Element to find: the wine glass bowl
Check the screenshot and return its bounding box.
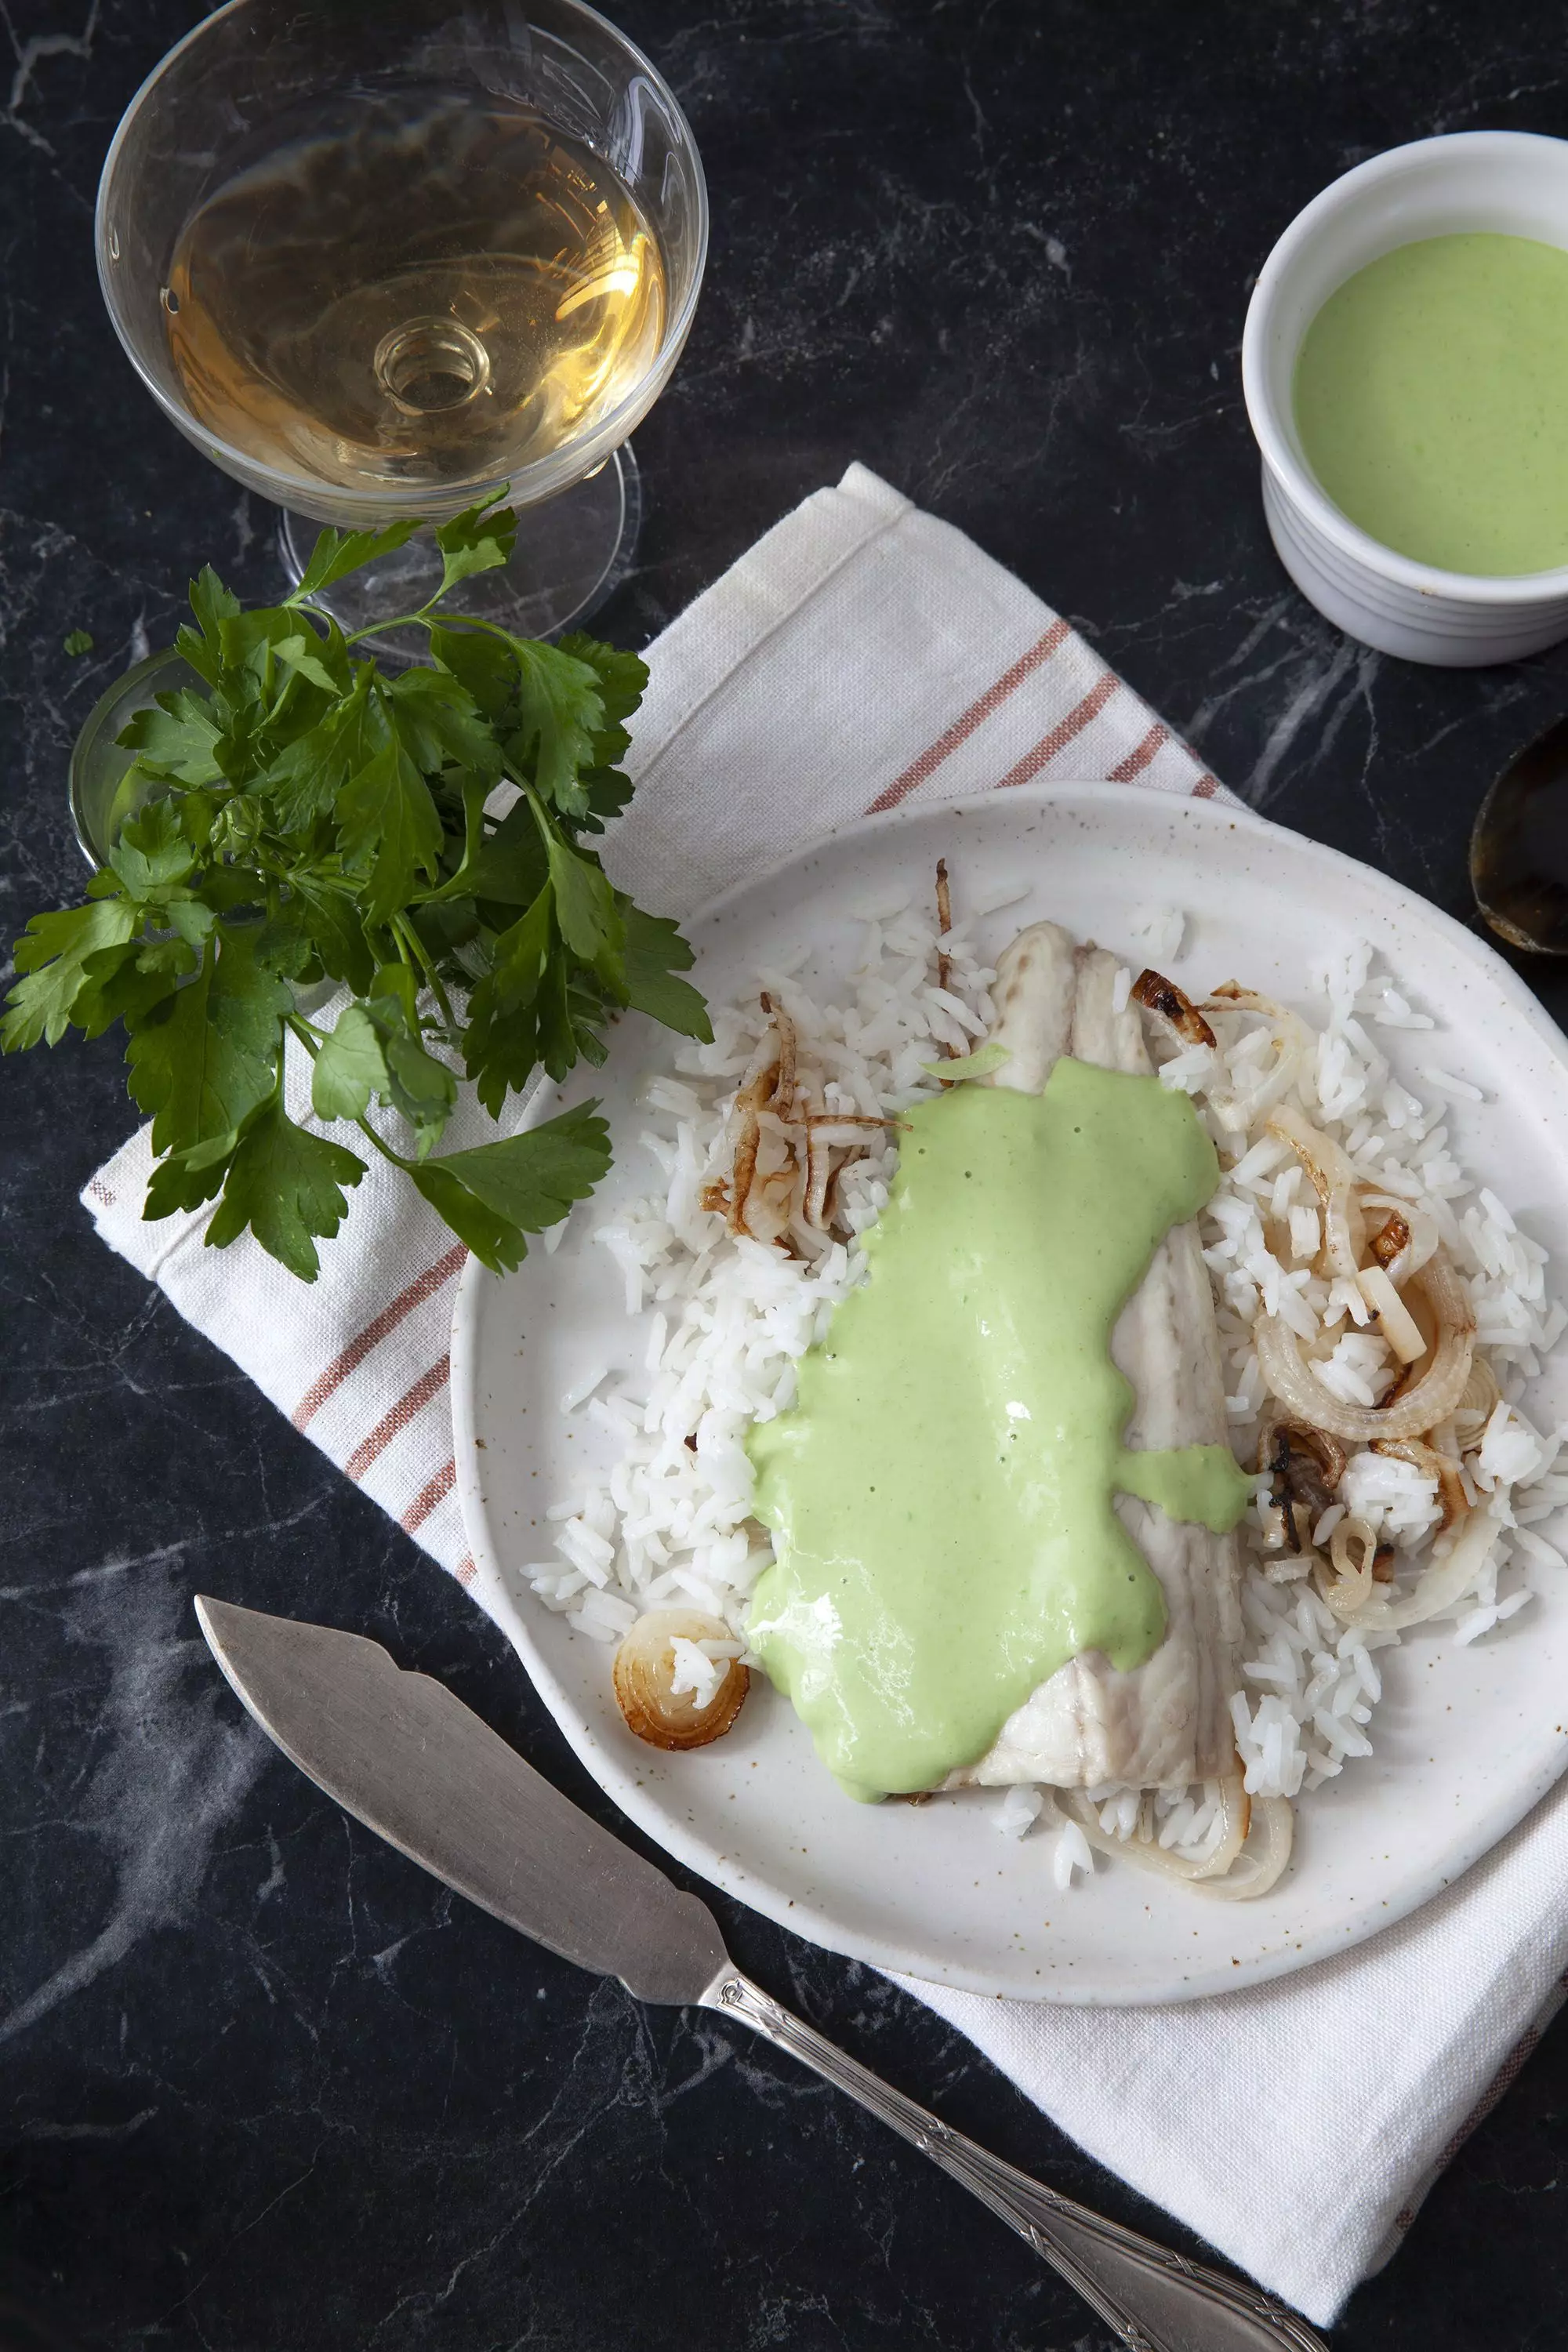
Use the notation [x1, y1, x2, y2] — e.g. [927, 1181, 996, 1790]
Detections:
[96, 0, 706, 630]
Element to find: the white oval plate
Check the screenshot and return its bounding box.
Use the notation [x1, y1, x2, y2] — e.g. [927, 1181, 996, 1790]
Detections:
[452, 783, 1568, 2004]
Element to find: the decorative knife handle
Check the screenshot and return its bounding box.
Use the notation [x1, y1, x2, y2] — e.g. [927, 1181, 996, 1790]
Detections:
[705, 1972, 1327, 2352]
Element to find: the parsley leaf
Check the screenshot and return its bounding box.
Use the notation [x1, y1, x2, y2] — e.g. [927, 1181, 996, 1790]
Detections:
[621, 904, 713, 1040]
[508, 641, 605, 811]
[428, 622, 516, 720]
[118, 690, 227, 786]
[255, 670, 382, 830]
[434, 490, 518, 596]
[410, 1102, 610, 1273]
[385, 666, 502, 786]
[312, 992, 456, 1156]
[2, 898, 140, 1049]
[537, 806, 624, 979]
[288, 519, 422, 604]
[205, 1104, 367, 1279]
[336, 734, 444, 924]
[309, 1001, 388, 1125]
[107, 799, 198, 898]
[126, 927, 289, 1155]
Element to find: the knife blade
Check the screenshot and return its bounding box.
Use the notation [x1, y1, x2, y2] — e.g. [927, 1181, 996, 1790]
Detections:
[194, 1593, 728, 2005]
[194, 1595, 1327, 2350]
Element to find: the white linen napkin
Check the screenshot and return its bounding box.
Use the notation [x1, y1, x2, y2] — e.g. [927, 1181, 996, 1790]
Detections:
[84, 463, 1568, 2328]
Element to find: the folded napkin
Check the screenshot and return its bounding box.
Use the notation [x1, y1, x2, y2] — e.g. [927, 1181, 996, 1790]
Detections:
[86, 463, 1568, 2328]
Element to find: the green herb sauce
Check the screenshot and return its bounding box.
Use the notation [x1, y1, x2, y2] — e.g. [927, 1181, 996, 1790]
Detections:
[746, 1062, 1249, 1801]
[1293, 232, 1568, 576]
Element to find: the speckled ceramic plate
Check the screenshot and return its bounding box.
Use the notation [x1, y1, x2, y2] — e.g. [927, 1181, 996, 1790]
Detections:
[451, 782, 1568, 2003]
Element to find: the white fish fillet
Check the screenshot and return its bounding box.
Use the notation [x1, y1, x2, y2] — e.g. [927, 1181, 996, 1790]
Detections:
[946, 921, 1243, 1791]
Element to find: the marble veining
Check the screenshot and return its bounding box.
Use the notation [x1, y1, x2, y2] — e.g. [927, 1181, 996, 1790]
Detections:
[7, 2, 1568, 2347]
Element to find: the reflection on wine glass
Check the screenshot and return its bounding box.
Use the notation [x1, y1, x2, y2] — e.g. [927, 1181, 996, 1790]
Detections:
[96, 0, 707, 642]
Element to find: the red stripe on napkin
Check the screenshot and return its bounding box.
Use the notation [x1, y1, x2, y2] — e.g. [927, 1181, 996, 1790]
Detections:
[345, 1356, 450, 1481]
[996, 676, 1120, 789]
[864, 620, 1070, 813]
[1107, 723, 1169, 782]
[293, 1243, 466, 1429]
[402, 1458, 456, 1534]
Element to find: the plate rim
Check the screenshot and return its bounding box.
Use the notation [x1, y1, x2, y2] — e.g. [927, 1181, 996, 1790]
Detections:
[452, 779, 1568, 2002]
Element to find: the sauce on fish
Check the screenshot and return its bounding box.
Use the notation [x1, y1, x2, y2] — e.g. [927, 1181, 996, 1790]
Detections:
[746, 1061, 1250, 1800]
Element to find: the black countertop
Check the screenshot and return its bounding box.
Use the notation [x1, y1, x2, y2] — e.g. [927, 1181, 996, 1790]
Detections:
[8, 5, 1568, 2347]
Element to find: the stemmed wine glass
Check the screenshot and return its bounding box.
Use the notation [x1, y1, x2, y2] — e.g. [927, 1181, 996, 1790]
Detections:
[94, 0, 707, 646]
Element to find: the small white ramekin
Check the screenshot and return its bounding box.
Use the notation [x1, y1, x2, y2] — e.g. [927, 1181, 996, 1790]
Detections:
[1242, 130, 1568, 666]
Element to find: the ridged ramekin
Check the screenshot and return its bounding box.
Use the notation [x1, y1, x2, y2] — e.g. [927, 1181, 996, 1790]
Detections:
[1243, 131, 1568, 667]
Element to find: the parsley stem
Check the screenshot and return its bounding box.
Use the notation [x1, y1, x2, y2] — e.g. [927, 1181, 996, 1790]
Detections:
[353, 1112, 414, 1172]
[393, 911, 458, 1032]
[339, 610, 436, 647]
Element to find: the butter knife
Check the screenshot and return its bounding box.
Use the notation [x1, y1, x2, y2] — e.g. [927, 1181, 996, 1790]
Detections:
[195, 1595, 1327, 2352]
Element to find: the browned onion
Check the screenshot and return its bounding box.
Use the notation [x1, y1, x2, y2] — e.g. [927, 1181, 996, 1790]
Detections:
[1332, 1501, 1502, 1633]
[1319, 1515, 1377, 1620]
[758, 991, 797, 1112]
[1370, 1436, 1471, 1532]
[1258, 1407, 1348, 1489]
[612, 1610, 749, 1751]
[1057, 1781, 1293, 1900]
[1264, 1105, 1365, 1279]
[1254, 1247, 1475, 1443]
[1359, 1191, 1439, 1287]
[1131, 968, 1217, 1048]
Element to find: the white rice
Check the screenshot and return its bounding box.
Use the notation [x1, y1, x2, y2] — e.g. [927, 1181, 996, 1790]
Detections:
[525, 899, 1566, 1886]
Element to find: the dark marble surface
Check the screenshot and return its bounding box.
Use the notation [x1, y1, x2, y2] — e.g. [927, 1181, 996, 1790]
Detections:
[8, 3, 1568, 2347]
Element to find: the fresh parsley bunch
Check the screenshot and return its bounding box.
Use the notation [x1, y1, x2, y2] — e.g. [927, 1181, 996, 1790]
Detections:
[2, 494, 710, 1279]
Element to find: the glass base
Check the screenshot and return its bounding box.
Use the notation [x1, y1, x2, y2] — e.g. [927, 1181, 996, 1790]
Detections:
[277, 442, 643, 655]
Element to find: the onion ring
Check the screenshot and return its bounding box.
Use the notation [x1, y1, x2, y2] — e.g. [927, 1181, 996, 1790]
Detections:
[1255, 1247, 1475, 1442]
[1203, 985, 1316, 1125]
[1056, 1780, 1292, 1900]
[613, 1610, 749, 1750]
[1318, 1515, 1377, 1620]
[1334, 1500, 1502, 1633]
[1263, 1104, 1366, 1280]
[1370, 1436, 1471, 1533]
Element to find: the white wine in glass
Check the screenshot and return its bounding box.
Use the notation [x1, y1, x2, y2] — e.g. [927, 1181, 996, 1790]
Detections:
[97, 0, 707, 641]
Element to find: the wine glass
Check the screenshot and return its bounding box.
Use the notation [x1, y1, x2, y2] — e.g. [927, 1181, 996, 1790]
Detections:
[95, 0, 707, 646]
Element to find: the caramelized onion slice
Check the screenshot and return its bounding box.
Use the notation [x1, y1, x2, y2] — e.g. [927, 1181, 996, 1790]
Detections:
[1257, 1406, 1348, 1496]
[1255, 1247, 1475, 1443]
[1263, 1105, 1365, 1279]
[1320, 1501, 1501, 1635]
[1370, 1436, 1471, 1532]
[1356, 1264, 1427, 1365]
[612, 1610, 749, 1751]
[1198, 1795, 1294, 1900]
[1258, 1408, 1344, 1553]
[1318, 1515, 1377, 1621]
[1207, 984, 1314, 1051]
[1359, 1192, 1439, 1287]
[1057, 1780, 1292, 1901]
[1132, 968, 1218, 1048]
[759, 991, 797, 1112]
[1456, 1356, 1501, 1428]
